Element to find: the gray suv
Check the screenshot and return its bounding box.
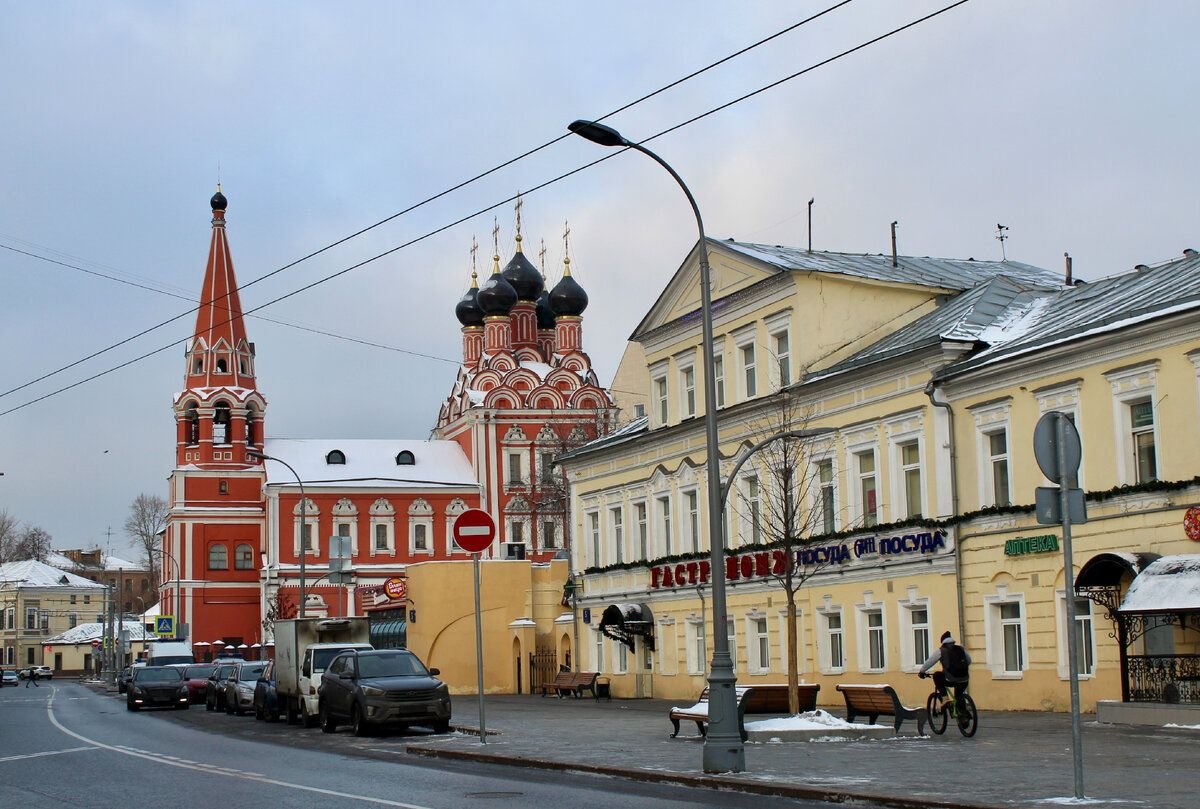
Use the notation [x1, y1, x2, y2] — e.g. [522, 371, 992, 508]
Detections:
[318, 649, 450, 736]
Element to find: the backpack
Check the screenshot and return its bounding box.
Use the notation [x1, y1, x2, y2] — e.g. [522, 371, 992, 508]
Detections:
[943, 644, 969, 679]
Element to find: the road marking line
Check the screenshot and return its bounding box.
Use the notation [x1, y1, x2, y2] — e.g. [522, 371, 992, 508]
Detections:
[44, 687, 434, 809]
[0, 746, 96, 763]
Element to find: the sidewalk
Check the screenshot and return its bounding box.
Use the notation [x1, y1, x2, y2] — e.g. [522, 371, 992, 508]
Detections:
[408, 695, 1198, 809]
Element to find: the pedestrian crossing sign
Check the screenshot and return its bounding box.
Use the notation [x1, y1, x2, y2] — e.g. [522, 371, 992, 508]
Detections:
[155, 615, 176, 638]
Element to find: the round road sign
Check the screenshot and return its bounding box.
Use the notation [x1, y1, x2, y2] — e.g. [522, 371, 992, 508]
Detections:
[91, 639, 100, 648]
[453, 508, 496, 554]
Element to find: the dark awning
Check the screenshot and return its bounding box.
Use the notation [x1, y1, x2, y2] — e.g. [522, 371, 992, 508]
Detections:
[1075, 552, 1160, 590]
[598, 603, 655, 652]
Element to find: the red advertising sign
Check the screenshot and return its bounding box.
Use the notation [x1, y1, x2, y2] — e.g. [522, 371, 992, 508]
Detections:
[384, 576, 407, 600]
[453, 509, 496, 554]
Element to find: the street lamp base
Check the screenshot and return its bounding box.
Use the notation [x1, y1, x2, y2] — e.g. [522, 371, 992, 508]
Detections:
[702, 739, 746, 773]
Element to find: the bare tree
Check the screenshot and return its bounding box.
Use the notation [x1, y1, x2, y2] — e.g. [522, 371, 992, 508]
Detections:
[0, 510, 21, 563]
[125, 493, 168, 588]
[728, 395, 837, 714]
[261, 590, 297, 642]
[15, 525, 53, 562]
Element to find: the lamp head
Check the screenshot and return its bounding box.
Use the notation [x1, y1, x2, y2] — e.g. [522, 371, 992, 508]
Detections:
[568, 120, 628, 148]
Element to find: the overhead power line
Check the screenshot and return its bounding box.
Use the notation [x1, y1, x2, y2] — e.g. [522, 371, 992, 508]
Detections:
[0, 1, 855, 403]
[0, 0, 971, 419]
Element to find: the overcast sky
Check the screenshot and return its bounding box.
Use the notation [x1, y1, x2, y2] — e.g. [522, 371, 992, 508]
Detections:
[2, 1, 1196, 563]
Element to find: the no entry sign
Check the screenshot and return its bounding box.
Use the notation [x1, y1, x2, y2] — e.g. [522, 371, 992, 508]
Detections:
[453, 509, 496, 554]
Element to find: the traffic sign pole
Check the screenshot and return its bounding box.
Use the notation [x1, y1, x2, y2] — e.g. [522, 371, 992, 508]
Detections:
[453, 509, 496, 746]
[473, 553, 487, 744]
[1057, 414, 1085, 800]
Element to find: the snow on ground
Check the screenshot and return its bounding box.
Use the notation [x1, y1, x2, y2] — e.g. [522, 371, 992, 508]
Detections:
[744, 709, 871, 732]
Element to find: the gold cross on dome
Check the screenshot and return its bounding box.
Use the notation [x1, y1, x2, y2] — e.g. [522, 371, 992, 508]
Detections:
[538, 239, 547, 274]
[469, 237, 479, 280]
[492, 218, 500, 262]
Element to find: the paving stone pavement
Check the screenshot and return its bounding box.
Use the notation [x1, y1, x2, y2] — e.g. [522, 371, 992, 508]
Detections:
[408, 694, 1200, 809]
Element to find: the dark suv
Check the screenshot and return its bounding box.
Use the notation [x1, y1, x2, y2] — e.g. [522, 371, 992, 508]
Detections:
[127, 666, 189, 711]
[318, 649, 450, 736]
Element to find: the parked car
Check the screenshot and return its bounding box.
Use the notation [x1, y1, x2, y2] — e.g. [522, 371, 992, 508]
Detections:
[118, 666, 132, 694]
[318, 649, 451, 737]
[126, 665, 189, 711]
[223, 661, 268, 716]
[1, 670, 18, 687]
[182, 664, 216, 704]
[204, 661, 242, 712]
[253, 660, 281, 722]
[19, 665, 53, 680]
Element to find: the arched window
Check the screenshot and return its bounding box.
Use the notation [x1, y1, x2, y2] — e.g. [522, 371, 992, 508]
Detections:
[245, 405, 258, 446]
[213, 401, 231, 445]
[234, 544, 255, 570]
[208, 544, 228, 570]
[192, 354, 203, 374]
[326, 450, 346, 465]
[395, 450, 415, 466]
[185, 402, 200, 445]
[216, 358, 228, 373]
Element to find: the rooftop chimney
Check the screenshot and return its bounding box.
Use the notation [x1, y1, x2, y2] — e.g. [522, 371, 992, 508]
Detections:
[1064, 252, 1073, 286]
[890, 221, 898, 268]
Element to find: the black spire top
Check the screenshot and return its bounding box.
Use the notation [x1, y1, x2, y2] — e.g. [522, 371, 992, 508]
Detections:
[210, 184, 227, 211]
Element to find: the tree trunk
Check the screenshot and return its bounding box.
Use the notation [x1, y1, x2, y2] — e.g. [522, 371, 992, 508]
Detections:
[786, 593, 799, 714]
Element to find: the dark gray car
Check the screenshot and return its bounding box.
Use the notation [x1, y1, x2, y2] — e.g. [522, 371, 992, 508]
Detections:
[127, 665, 189, 711]
[318, 649, 450, 736]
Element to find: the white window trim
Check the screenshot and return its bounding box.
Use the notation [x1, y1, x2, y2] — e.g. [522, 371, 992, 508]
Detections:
[505, 450, 527, 488]
[409, 517, 434, 556]
[615, 638, 629, 674]
[369, 518, 395, 556]
[292, 498, 320, 557]
[855, 594, 888, 673]
[332, 519, 359, 558]
[886, 414, 925, 522]
[632, 499, 649, 561]
[896, 590, 932, 673]
[686, 615, 707, 675]
[444, 499, 469, 555]
[681, 487, 701, 553]
[815, 600, 846, 675]
[586, 510, 601, 567]
[658, 618, 678, 675]
[983, 586, 1028, 679]
[609, 505, 625, 565]
[972, 401, 1012, 508]
[712, 342, 726, 408]
[810, 454, 838, 535]
[747, 610, 771, 674]
[1106, 364, 1159, 486]
[593, 628, 606, 674]
[655, 493, 673, 558]
[1035, 385, 1086, 489]
[765, 311, 792, 391]
[845, 436, 879, 529]
[733, 327, 758, 401]
[738, 472, 762, 546]
[1056, 588, 1096, 680]
[676, 351, 697, 419]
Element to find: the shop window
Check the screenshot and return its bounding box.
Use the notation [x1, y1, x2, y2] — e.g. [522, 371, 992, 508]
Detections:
[594, 631, 605, 674]
[1059, 595, 1096, 678]
[984, 589, 1027, 678]
[859, 607, 886, 671]
[615, 640, 628, 674]
[208, 544, 228, 570]
[903, 604, 931, 671]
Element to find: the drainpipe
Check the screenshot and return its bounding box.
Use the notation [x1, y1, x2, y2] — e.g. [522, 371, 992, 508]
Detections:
[925, 379, 965, 642]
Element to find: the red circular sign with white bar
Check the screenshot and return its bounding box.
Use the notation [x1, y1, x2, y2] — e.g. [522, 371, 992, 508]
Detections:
[453, 508, 497, 554]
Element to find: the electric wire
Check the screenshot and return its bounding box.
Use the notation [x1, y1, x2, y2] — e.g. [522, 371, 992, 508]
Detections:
[0, 1, 856, 402]
[0, 0, 971, 419]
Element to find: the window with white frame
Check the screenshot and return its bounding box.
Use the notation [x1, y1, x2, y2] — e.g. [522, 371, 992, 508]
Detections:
[656, 495, 672, 556]
[594, 631, 605, 674]
[680, 364, 696, 418]
[984, 588, 1027, 677]
[374, 523, 389, 552]
[771, 328, 791, 388]
[68, 612, 77, 628]
[818, 607, 845, 672]
[898, 441, 923, 518]
[542, 519, 557, 549]
[742, 474, 762, 545]
[408, 499, 434, 555]
[816, 458, 836, 534]
[506, 451, 525, 486]
[25, 607, 38, 630]
[1058, 594, 1095, 678]
[588, 511, 601, 566]
[615, 640, 629, 673]
[686, 618, 706, 675]
[1106, 365, 1157, 485]
[538, 451, 557, 486]
[4, 607, 12, 630]
[749, 614, 770, 673]
[986, 430, 1011, 506]
[855, 451, 878, 527]
[684, 490, 699, 552]
[713, 355, 725, 408]
[740, 343, 757, 398]
[293, 498, 319, 556]
[899, 601, 931, 671]
[654, 376, 668, 425]
[859, 606, 886, 671]
[332, 498, 359, 557]
[634, 501, 648, 560]
[610, 506, 624, 565]
[726, 617, 737, 671]
[1129, 399, 1157, 483]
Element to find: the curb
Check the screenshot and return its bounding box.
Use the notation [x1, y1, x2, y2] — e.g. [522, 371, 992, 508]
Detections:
[404, 743, 1005, 809]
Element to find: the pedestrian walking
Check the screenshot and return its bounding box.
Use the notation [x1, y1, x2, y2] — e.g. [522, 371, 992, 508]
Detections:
[26, 668, 39, 688]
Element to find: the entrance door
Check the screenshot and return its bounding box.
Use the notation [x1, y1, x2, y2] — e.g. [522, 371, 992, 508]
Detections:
[635, 638, 653, 698]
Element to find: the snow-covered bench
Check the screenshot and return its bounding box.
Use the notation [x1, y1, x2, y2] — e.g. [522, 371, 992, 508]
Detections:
[668, 686, 752, 740]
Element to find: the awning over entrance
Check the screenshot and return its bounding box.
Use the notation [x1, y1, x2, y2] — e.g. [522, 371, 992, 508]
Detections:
[1118, 555, 1200, 614]
[1075, 551, 1160, 623]
[598, 603, 655, 652]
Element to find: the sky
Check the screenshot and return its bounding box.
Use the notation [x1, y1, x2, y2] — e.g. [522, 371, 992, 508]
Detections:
[1, 1, 1197, 563]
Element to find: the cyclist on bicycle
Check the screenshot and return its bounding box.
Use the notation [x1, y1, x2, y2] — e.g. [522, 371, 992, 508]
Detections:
[919, 631, 971, 705]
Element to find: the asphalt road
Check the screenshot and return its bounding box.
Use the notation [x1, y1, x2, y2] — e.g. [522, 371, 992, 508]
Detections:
[0, 682, 826, 809]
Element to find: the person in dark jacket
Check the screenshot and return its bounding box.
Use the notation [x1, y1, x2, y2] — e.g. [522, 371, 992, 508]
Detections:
[919, 631, 970, 705]
[25, 668, 39, 687]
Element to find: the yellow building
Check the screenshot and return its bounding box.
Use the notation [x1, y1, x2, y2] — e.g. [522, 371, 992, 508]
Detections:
[560, 240, 1200, 715]
[0, 559, 108, 673]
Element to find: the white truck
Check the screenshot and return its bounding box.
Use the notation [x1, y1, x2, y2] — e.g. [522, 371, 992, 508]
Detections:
[144, 638, 195, 667]
[274, 617, 372, 727]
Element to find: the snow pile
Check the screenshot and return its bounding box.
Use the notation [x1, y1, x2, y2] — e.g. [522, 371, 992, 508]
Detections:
[745, 709, 869, 732]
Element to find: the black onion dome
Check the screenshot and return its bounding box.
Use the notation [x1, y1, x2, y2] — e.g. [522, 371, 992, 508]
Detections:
[549, 273, 588, 316]
[211, 190, 228, 211]
[536, 290, 556, 329]
[477, 270, 518, 316]
[455, 285, 484, 326]
[500, 251, 544, 301]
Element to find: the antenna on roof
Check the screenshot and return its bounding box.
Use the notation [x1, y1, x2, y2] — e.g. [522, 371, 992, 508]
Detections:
[996, 224, 1010, 261]
[807, 198, 815, 253]
[890, 221, 899, 267]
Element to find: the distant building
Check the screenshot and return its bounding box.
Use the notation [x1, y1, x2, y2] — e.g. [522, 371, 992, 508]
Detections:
[0, 559, 106, 671]
[48, 549, 152, 615]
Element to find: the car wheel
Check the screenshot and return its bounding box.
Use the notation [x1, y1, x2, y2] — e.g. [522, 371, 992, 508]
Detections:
[234, 702, 245, 717]
[301, 699, 319, 729]
[432, 719, 451, 734]
[320, 701, 337, 734]
[224, 697, 234, 715]
[351, 704, 371, 737]
[206, 695, 215, 712]
[127, 700, 138, 712]
[255, 701, 264, 720]
[285, 702, 298, 725]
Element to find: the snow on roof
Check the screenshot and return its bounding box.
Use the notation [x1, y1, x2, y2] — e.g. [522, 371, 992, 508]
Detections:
[102, 554, 140, 570]
[47, 621, 149, 645]
[261, 438, 478, 489]
[0, 560, 106, 589]
[1119, 555, 1200, 613]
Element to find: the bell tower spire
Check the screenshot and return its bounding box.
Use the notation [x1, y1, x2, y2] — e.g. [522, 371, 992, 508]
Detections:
[173, 187, 267, 469]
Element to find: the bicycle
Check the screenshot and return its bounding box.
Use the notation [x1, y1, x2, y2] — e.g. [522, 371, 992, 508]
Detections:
[925, 681, 978, 737]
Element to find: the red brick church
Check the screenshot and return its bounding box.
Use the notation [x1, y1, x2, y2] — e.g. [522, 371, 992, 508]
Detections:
[160, 189, 615, 651]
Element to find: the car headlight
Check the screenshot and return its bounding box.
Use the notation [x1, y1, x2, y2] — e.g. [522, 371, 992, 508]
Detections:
[361, 685, 385, 697]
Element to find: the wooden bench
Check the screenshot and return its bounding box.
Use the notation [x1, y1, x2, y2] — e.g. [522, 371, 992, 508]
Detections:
[742, 683, 820, 714]
[835, 683, 926, 734]
[540, 671, 602, 699]
[668, 686, 752, 741]
[540, 671, 576, 697]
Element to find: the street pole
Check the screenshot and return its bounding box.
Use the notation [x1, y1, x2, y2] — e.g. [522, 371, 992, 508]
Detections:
[249, 452, 307, 620]
[473, 554, 487, 744]
[1057, 415, 1085, 799]
[568, 119, 742, 772]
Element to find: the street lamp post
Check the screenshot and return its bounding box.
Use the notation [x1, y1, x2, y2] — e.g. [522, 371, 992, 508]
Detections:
[568, 119, 743, 773]
[248, 451, 307, 620]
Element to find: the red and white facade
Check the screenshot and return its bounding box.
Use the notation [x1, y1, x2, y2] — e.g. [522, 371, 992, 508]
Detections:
[161, 192, 615, 651]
